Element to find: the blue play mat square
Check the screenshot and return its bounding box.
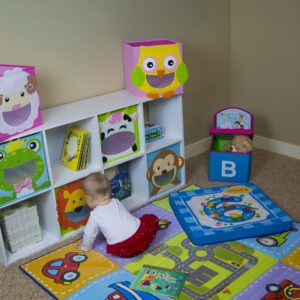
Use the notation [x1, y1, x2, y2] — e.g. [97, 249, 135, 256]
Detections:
[169, 183, 293, 245]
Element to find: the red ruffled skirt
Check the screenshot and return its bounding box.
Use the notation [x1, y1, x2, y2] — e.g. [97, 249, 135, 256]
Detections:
[106, 214, 159, 257]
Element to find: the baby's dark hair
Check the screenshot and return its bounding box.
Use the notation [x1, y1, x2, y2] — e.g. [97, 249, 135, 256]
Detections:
[83, 172, 111, 197]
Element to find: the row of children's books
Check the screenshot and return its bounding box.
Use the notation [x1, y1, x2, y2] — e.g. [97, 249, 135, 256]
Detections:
[61, 126, 90, 171]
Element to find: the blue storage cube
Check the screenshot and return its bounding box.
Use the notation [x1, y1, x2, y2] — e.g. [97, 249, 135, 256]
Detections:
[209, 150, 252, 182]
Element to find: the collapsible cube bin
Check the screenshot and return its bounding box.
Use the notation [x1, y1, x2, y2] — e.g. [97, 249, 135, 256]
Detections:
[146, 143, 185, 197]
[209, 107, 254, 182]
[123, 39, 188, 99]
[0, 132, 51, 208]
[0, 201, 42, 252]
[0, 64, 43, 142]
[55, 179, 91, 236]
[98, 105, 140, 165]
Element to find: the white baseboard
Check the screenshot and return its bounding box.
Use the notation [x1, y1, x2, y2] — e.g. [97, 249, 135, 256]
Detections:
[185, 137, 210, 159]
[185, 135, 300, 160]
[254, 135, 300, 160]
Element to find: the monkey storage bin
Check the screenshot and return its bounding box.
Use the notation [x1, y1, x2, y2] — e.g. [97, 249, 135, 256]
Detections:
[123, 39, 188, 99]
[146, 143, 185, 198]
[209, 107, 254, 183]
[0, 64, 43, 142]
[0, 201, 42, 252]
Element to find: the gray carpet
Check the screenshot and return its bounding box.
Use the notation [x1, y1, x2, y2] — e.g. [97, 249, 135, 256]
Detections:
[0, 148, 299, 299]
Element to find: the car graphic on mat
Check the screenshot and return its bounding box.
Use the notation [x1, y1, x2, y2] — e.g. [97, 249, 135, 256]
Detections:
[42, 252, 87, 285]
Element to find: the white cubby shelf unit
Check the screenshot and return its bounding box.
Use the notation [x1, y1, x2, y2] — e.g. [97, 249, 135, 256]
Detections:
[0, 90, 185, 265]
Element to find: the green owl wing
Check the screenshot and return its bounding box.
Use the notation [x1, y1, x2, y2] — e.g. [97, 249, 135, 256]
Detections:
[130, 66, 145, 87]
[176, 62, 189, 84]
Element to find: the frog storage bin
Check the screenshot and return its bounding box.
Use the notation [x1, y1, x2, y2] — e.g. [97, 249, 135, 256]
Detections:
[123, 39, 188, 99]
[209, 107, 254, 182]
[0, 132, 51, 208]
[0, 64, 43, 143]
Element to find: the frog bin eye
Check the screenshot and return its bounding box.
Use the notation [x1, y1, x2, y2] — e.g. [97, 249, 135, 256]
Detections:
[27, 139, 41, 152]
[0, 150, 5, 161]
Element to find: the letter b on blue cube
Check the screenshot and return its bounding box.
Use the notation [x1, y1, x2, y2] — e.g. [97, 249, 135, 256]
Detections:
[209, 151, 251, 182]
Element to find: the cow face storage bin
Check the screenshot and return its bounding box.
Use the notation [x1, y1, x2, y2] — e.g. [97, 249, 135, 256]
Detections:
[0, 65, 43, 142]
[209, 107, 254, 183]
[98, 105, 140, 165]
[123, 39, 188, 99]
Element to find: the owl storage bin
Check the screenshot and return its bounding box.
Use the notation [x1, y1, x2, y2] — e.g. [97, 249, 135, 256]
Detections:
[209, 107, 254, 182]
[0, 64, 43, 142]
[123, 39, 188, 99]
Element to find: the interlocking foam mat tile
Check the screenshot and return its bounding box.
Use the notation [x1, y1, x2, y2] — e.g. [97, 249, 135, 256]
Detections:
[19, 185, 300, 300]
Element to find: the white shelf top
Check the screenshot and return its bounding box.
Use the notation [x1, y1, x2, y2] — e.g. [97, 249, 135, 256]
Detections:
[146, 136, 183, 154]
[103, 151, 145, 170]
[0, 187, 52, 210]
[13, 90, 148, 138]
[52, 162, 102, 188]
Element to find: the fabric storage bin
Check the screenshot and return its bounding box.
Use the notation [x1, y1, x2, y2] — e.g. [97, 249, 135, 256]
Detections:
[123, 39, 188, 99]
[0, 201, 42, 252]
[0, 64, 42, 142]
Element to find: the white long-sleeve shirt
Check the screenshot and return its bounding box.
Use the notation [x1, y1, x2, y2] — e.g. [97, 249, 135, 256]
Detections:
[82, 198, 140, 251]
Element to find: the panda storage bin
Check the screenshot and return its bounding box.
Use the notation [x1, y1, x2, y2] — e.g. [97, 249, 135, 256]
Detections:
[209, 107, 254, 183]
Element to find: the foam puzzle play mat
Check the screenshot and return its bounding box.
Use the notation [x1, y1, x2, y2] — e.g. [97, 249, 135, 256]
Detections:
[169, 183, 293, 245]
[20, 185, 300, 299]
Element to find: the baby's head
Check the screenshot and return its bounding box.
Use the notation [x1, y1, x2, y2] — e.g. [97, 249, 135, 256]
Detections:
[83, 172, 111, 209]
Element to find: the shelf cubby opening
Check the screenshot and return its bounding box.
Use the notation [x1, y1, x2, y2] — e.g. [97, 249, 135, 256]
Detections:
[45, 116, 102, 187]
[2, 191, 60, 265]
[144, 95, 184, 153]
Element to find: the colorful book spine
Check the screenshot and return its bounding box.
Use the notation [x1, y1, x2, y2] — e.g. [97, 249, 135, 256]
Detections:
[144, 122, 164, 143]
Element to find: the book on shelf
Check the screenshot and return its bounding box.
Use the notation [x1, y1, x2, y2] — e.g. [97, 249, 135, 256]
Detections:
[144, 122, 164, 143]
[105, 162, 131, 201]
[130, 264, 188, 298]
[61, 126, 90, 171]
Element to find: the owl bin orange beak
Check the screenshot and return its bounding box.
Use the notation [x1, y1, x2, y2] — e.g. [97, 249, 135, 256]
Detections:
[157, 70, 165, 77]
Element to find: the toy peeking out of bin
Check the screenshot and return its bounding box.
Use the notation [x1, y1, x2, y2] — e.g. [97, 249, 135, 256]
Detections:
[209, 107, 254, 182]
[123, 39, 188, 99]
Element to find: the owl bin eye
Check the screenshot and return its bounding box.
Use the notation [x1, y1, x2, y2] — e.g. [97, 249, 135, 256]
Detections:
[142, 57, 157, 72]
[164, 55, 177, 70]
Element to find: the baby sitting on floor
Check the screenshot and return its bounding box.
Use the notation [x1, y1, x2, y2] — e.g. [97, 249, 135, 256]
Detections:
[76, 172, 159, 257]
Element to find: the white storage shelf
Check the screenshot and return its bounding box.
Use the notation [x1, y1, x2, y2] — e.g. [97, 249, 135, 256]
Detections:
[0, 90, 185, 265]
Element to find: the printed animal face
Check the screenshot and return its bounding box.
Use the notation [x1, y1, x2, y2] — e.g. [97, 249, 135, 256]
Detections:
[100, 110, 138, 163]
[133, 43, 185, 95]
[0, 68, 40, 134]
[0, 88, 31, 112]
[147, 149, 184, 196]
